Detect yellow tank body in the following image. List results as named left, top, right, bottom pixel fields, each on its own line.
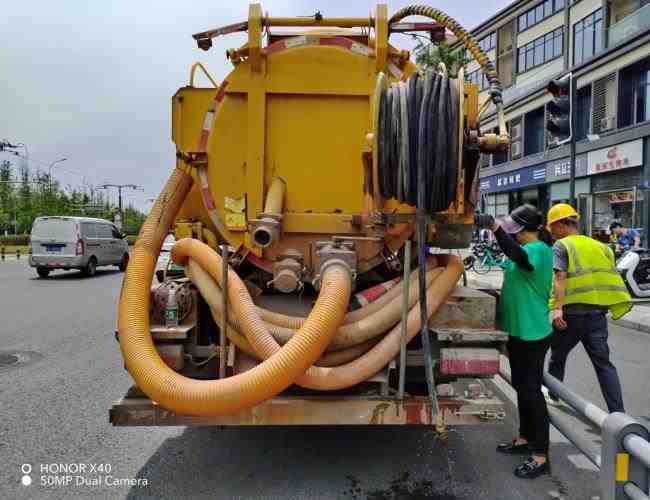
left=171, top=4, right=481, bottom=280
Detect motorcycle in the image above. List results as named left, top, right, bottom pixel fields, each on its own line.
left=616, top=248, right=650, bottom=299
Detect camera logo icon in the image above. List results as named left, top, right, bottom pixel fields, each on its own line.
left=21, top=464, right=32, bottom=486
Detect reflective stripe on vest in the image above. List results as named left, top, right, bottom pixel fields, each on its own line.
left=560, top=235, right=631, bottom=320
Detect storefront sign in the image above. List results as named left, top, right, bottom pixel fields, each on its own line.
left=545, top=154, right=588, bottom=181
left=480, top=164, right=546, bottom=194
left=608, top=191, right=634, bottom=203
left=587, top=139, right=643, bottom=175
left=608, top=191, right=644, bottom=203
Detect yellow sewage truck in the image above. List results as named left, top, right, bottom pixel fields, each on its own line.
left=110, top=4, right=511, bottom=429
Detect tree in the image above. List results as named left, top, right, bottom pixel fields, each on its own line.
left=414, top=41, right=465, bottom=77
left=0, top=160, right=13, bottom=232
left=17, top=165, right=32, bottom=233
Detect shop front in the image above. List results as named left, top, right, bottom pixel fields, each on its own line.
left=480, top=164, right=547, bottom=217
left=580, top=139, right=646, bottom=243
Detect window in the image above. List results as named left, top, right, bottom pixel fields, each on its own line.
left=466, top=69, right=489, bottom=91
left=517, top=27, right=564, bottom=73
left=518, top=0, right=565, bottom=32
left=573, top=9, right=603, bottom=65
left=619, top=57, right=650, bottom=128
left=81, top=222, right=97, bottom=238
left=524, top=107, right=545, bottom=155
left=575, top=85, right=592, bottom=141
left=466, top=33, right=496, bottom=61
left=485, top=193, right=510, bottom=218
left=97, top=224, right=113, bottom=238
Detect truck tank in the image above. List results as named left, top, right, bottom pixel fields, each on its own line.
left=112, top=3, right=511, bottom=428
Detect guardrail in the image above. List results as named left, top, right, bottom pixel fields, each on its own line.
left=499, top=356, right=650, bottom=499
left=609, top=4, right=650, bottom=47
left=0, top=247, right=22, bottom=261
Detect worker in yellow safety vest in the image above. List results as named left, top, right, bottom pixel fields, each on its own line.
left=546, top=203, right=631, bottom=413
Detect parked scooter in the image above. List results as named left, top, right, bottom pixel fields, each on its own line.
left=616, top=248, right=650, bottom=299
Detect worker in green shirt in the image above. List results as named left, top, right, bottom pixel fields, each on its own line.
left=480, top=205, right=554, bottom=479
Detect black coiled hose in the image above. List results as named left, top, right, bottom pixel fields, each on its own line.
left=377, top=70, right=460, bottom=214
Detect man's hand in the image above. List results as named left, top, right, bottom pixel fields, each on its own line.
left=552, top=309, right=567, bottom=330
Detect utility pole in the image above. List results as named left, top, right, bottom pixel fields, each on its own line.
left=98, top=183, right=142, bottom=230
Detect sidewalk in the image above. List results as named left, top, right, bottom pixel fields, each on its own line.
left=611, top=303, right=650, bottom=334
left=465, top=268, right=650, bottom=334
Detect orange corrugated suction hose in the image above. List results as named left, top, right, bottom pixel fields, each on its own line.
left=184, top=247, right=462, bottom=391
left=255, top=261, right=437, bottom=329
left=185, top=260, right=380, bottom=367
left=118, top=168, right=353, bottom=416
left=188, top=258, right=440, bottom=350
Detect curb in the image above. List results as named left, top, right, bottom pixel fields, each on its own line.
left=609, top=317, right=650, bottom=334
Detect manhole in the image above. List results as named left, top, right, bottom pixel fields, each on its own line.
left=0, top=350, right=43, bottom=371
left=0, top=353, right=19, bottom=367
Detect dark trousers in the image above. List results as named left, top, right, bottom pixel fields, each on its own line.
left=548, top=311, right=625, bottom=413
left=508, top=335, right=551, bottom=455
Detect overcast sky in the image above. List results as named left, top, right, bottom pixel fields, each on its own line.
left=0, top=0, right=508, bottom=210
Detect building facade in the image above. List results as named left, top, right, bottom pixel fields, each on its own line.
left=457, top=0, right=650, bottom=244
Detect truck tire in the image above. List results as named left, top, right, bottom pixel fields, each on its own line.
left=82, top=257, right=97, bottom=277
left=37, top=267, right=50, bottom=279
left=118, top=254, right=129, bottom=272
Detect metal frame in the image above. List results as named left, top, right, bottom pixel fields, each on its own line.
left=499, top=355, right=650, bottom=499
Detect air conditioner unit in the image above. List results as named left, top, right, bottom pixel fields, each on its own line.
left=511, top=140, right=522, bottom=159
left=600, top=116, right=616, bottom=132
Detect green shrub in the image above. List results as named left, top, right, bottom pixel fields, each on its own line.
left=0, top=234, right=30, bottom=246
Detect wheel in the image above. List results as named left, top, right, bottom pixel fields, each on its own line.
left=118, top=254, right=129, bottom=272
left=36, top=267, right=50, bottom=279
left=156, top=270, right=165, bottom=283
left=473, top=256, right=491, bottom=275
left=82, top=258, right=97, bottom=277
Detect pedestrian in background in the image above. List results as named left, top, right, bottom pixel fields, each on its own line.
left=480, top=205, right=554, bottom=479
left=546, top=204, right=632, bottom=413
left=609, top=222, right=641, bottom=253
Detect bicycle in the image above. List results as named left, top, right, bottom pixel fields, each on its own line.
left=465, top=245, right=506, bottom=274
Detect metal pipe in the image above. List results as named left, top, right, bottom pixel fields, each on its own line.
left=550, top=409, right=602, bottom=467
left=265, top=17, right=373, bottom=28
left=219, top=244, right=229, bottom=379
left=499, top=358, right=602, bottom=467
left=624, top=434, right=650, bottom=470
left=543, top=371, right=608, bottom=428
left=189, top=62, right=219, bottom=88
left=398, top=239, right=412, bottom=399
left=624, top=482, right=650, bottom=500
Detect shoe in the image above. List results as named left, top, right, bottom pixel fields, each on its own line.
left=514, top=457, right=550, bottom=479
left=496, top=440, right=530, bottom=455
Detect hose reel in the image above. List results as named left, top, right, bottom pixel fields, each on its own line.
left=376, top=70, right=460, bottom=214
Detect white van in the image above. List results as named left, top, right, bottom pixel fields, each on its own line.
left=29, top=216, right=129, bottom=278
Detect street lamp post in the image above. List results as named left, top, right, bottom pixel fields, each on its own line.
left=48, top=157, right=67, bottom=193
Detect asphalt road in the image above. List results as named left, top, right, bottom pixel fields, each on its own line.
left=1, top=258, right=648, bottom=499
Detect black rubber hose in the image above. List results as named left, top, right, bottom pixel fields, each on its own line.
left=432, top=75, right=448, bottom=213
left=426, top=73, right=441, bottom=213
left=447, top=78, right=460, bottom=206
left=416, top=77, right=437, bottom=421
left=390, top=84, right=400, bottom=200
left=408, top=73, right=419, bottom=205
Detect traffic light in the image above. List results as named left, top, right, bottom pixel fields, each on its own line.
left=546, top=74, right=572, bottom=145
